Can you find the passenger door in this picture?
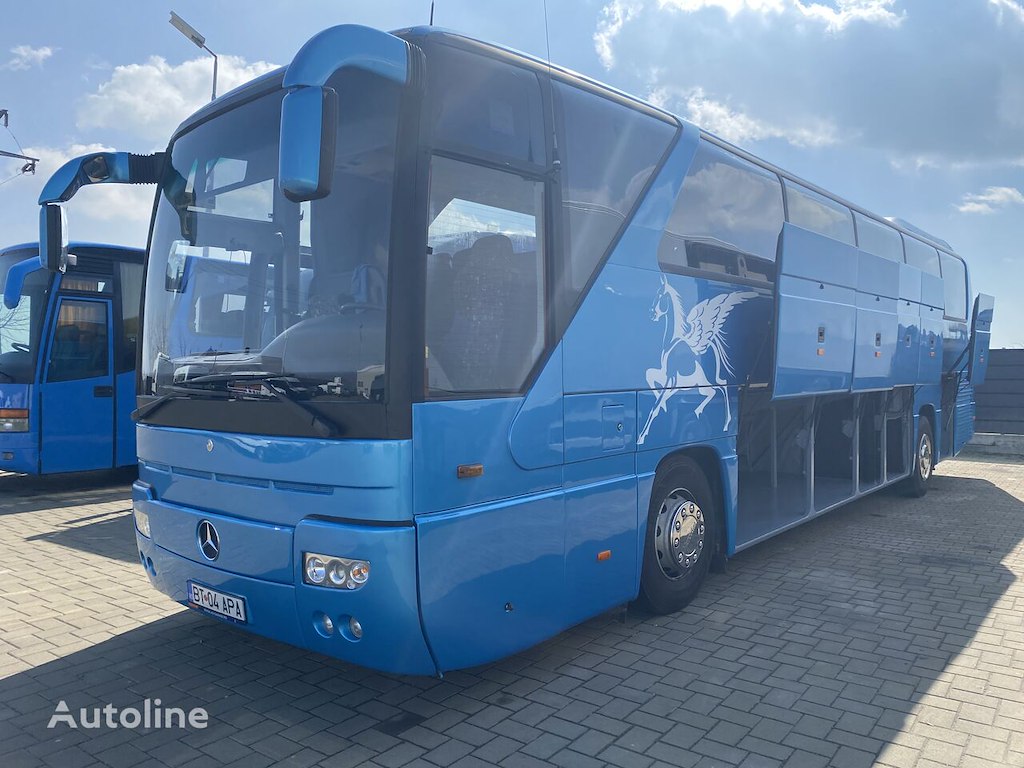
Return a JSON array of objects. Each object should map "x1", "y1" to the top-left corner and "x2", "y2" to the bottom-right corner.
[{"x1": 40, "y1": 297, "x2": 114, "y2": 473}]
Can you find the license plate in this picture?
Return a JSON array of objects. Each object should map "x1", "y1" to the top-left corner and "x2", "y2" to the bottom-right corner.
[{"x1": 187, "y1": 581, "x2": 247, "y2": 624}]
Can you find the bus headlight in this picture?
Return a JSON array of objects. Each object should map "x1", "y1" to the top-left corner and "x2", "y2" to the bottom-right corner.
[
  {"x1": 133, "y1": 504, "x2": 152, "y2": 538},
  {"x1": 0, "y1": 409, "x2": 29, "y2": 432},
  {"x1": 303, "y1": 552, "x2": 370, "y2": 590}
]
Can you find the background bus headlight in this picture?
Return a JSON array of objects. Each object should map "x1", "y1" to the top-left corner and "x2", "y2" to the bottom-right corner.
[
  {"x1": 133, "y1": 504, "x2": 152, "y2": 538},
  {"x1": 0, "y1": 409, "x2": 29, "y2": 432},
  {"x1": 303, "y1": 552, "x2": 370, "y2": 590}
]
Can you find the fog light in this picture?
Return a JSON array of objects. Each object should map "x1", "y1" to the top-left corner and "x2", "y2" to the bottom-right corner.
[
  {"x1": 348, "y1": 617, "x2": 363, "y2": 639},
  {"x1": 133, "y1": 504, "x2": 151, "y2": 538},
  {"x1": 305, "y1": 556, "x2": 327, "y2": 585},
  {"x1": 303, "y1": 552, "x2": 370, "y2": 590}
]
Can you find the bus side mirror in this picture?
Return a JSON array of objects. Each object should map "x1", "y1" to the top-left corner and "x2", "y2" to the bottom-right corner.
[
  {"x1": 39, "y1": 203, "x2": 69, "y2": 273},
  {"x1": 279, "y1": 86, "x2": 338, "y2": 203},
  {"x1": 277, "y1": 24, "x2": 410, "y2": 203}
]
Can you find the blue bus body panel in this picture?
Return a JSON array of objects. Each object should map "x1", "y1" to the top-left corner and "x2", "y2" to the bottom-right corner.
[
  {"x1": 39, "y1": 297, "x2": 115, "y2": 474},
  {"x1": 115, "y1": 370, "x2": 136, "y2": 468},
  {"x1": 137, "y1": 426, "x2": 414, "y2": 526},
  {"x1": 968, "y1": 294, "x2": 995, "y2": 386},
  {"x1": 773, "y1": 224, "x2": 858, "y2": 399}
]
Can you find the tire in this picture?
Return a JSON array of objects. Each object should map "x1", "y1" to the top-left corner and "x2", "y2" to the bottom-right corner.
[
  {"x1": 637, "y1": 456, "x2": 719, "y2": 614},
  {"x1": 901, "y1": 415, "x2": 934, "y2": 498}
]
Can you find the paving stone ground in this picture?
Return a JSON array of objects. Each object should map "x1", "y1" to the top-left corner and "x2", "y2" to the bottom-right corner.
[{"x1": 1, "y1": 455, "x2": 1023, "y2": 768}]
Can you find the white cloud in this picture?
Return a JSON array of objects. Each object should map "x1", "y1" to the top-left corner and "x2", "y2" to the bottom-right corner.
[
  {"x1": 77, "y1": 54, "x2": 280, "y2": 144},
  {"x1": 649, "y1": 85, "x2": 838, "y2": 147},
  {"x1": 655, "y1": 0, "x2": 902, "y2": 30},
  {"x1": 595, "y1": 0, "x2": 643, "y2": 68},
  {"x1": 956, "y1": 186, "x2": 1024, "y2": 215},
  {"x1": 3, "y1": 45, "x2": 54, "y2": 71},
  {"x1": 989, "y1": 0, "x2": 1024, "y2": 24},
  {"x1": 792, "y1": 0, "x2": 903, "y2": 32}
]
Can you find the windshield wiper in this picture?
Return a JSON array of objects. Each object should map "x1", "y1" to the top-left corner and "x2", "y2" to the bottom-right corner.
[
  {"x1": 133, "y1": 372, "x2": 342, "y2": 438},
  {"x1": 131, "y1": 384, "x2": 232, "y2": 422}
]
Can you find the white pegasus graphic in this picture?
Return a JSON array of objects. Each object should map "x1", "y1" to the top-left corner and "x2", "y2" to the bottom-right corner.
[{"x1": 637, "y1": 275, "x2": 757, "y2": 445}]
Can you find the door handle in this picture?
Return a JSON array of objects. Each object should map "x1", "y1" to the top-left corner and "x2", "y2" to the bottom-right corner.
[{"x1": 94, "y1": 386, "x2": 113, "y2": 398}]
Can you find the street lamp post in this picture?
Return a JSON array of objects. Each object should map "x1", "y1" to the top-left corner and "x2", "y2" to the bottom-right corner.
[{"x1": 169, "y1": 11, "x2": 218, "y2": 101}]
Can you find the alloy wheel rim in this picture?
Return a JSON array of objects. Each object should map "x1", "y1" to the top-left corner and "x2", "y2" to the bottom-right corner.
[{"x1": 654, "y1": 488, "x2": 705, "y2": 580}]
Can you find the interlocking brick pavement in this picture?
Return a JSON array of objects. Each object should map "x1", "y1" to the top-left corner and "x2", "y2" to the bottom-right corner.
[{"x1": 1, "y1": 455, "x2": 1023, "y2": 768}]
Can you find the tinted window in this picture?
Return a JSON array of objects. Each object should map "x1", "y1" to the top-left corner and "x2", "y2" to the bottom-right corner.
[
  {"x1": 903, "y1": 236, "x2": 941, "y2": 276},
  {"x1": 659, "y1": 141, "x2": 783, "y2": 284},
  {"x1": 939, "y1": 252, "x2": 967, "y2": 320},
  {"x1": 117, "y1": 262, "x2": 143, "y2": 373},
  {"x1": 784, "y1": 181, "x2": 855, "y2": 244},
  {"x1": 425, "y1": 156, "x2": 545, "y2": 394},
  {"x1": 428, "y1": 46, "x2": 546, "y2": 166},
  {"x1": 855, "y1": 212, "x2": 902, "y2": 261},
  {"x1": 47, "y1": 299, "x2": 109, "y2": 382},
  {"x1": 556, "y1": 82, "x2": 676, "y2": 329}
]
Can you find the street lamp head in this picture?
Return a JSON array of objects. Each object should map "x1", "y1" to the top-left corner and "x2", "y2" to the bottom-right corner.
[{"x1": 169, "y1": 11, "x2": 206, "y2": 49}]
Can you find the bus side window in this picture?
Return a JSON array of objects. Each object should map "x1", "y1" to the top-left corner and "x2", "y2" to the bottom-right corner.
[
  {"x1": 425, "y1": 157, "x2": 545, "y2": 395},
  {"x1": 784, "y1": 180, "x2": 855, "y2": 245},
  {"x1": 117, "y1": 262, "x2": 144, "y2": 373},
  {"x1": 939, "y1": 252, "x2": 967, "y2": 320},
  {"x1": 903, "y1": 235, "x2": 942, "y2": 277},
  {"x1": 554, "y1": 82, "x2": 677, "y2": 332},
  {"x1": 854, "y1": 212, "x2": 903, "y2": 261},
  {"x1": 659, "y1": 140, "x2": 783, "y2": 283},
  {"x1": 47, "y1": 300, "x2": 109, "y2": 383}
]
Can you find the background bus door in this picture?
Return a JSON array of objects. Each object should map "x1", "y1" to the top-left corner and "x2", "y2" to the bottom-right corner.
[{"x1": 39, "y1": 297, "x2": 114, "y2": 473}]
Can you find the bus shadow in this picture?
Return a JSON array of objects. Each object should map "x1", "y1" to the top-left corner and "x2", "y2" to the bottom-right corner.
[
  {"x1": 0, "y1": 468, "x2": 133, "y2": 516},
  {"x1": 24, "y1": 510, "x2": 138, "y2": 564},
  {"x1": 1, "y1": 469, "x2": 1021, "y2": 767}
]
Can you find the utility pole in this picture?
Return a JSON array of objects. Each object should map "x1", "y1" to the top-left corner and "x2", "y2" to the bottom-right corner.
[{"x1": 0, "y1": 110, "x2": 38, "y2": 175}]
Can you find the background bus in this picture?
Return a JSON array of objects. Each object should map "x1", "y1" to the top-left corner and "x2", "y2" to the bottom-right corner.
[
  {"x1": 0, "y1": 242, "x2": 143, "y2": 474},
  {"x1": 38, "y1": 25, "x2": 993, "y2": 675}
]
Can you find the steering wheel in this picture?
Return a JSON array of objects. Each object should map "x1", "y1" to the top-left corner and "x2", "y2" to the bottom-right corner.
[
  {"x1": 337, "y1": 303, "x2": 385, "y2": 314},
  {"x1": 11, "y1": 342, "x2": 30, "y2": 353}
]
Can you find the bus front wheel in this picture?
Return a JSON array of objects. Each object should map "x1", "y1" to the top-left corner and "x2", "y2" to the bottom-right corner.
[
  {"x1": 901, "y1": 416, "x2": 934, "y2": 498},
  {"x1": 638, "y1": 456, "x2": 718, "y2": 614}
]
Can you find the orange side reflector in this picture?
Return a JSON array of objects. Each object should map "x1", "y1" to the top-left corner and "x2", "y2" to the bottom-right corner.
[
  {"x1": 597, "y1": 550, "x2": 612, "y2": 561},
  {"x1": 816, "y1": 348, "x2": 825, "y2": 356},
  {"x1": 456, "y1": 464, "x2": 484, "y2": 479},
  {"x1": 874, "y1": 351, "x2": 882, "y2": 358},
  {"x1": 0, "y1": 409, "x2": 28, "y2": 419}
]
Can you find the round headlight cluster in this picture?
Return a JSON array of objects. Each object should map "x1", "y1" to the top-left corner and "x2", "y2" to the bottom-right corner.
[
  {"x1": 305, "y1": 556, "x2": 327, "y2": 584},
  {"x1": 302, "y1": 552, "x2": 371, "y2": 590}
]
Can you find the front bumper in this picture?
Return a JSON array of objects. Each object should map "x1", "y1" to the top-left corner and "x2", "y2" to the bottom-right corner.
[
  {"x1": 0, "y1": 432, "x2": 38, "y2": 474},
  {"x1": 133, "y1": 484, "x2": 437, "y2": 676}
]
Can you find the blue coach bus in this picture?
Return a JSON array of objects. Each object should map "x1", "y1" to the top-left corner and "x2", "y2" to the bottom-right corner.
[
  {"x1": 37, "y1": 25, "x2": 994, "y2": 674},
  {"x1": 0, "y1": 242, "x2": 143, "y2": 475}
]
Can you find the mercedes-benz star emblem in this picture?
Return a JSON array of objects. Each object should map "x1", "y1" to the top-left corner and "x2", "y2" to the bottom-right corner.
[{"x1": 197, "y1": 520, "x2": 220, "y2": 561}]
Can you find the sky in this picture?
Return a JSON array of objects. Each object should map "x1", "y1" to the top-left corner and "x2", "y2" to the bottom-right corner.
[{"x1": 0, "y1": 0, "x2": 1021, "y2": 346}]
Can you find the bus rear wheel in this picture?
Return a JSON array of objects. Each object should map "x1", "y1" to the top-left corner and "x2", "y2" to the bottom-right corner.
[
  {"x1": 901, "y1": 416, "x2": 934, "y2": 498},
  {"x1": 638, "y1": 456, "x2": 718, "y2": 615}
]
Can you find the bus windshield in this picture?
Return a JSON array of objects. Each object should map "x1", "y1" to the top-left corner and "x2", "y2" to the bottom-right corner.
[
  {"x1": 0, "y1": 252, "x2": 52, "y2": 383},
  {"x1": 141, "y1": 70, "x2": 402, "y2": 403}
]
